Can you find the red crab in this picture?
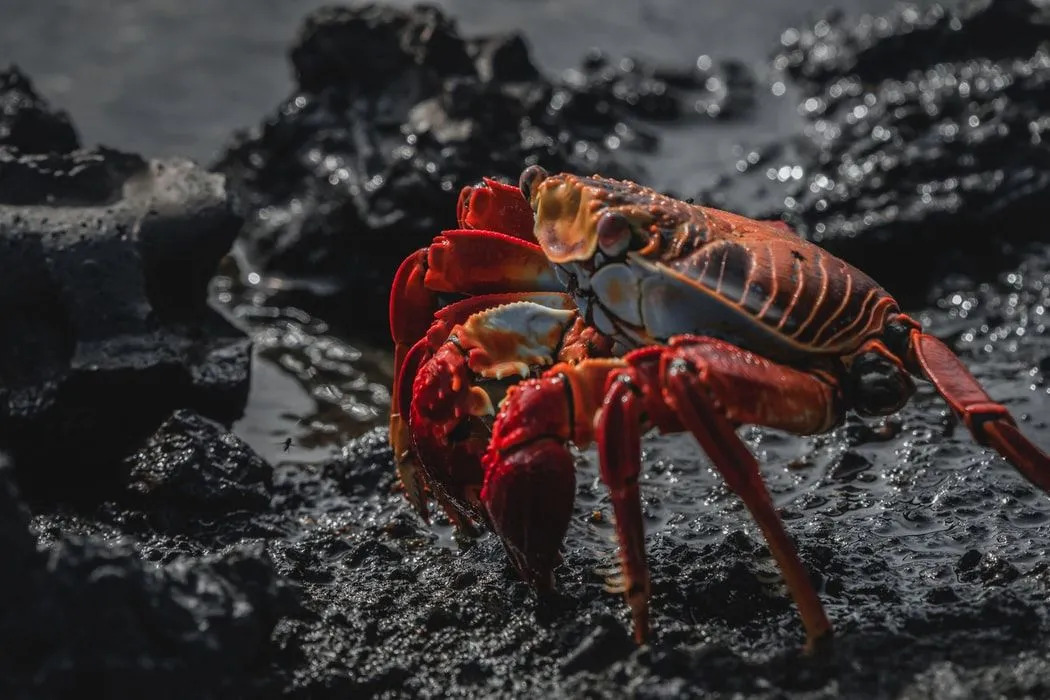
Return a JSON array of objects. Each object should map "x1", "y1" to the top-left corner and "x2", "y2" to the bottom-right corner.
[{"x1": 389, "y1": 166, "x2": 1050, "y2": 649}]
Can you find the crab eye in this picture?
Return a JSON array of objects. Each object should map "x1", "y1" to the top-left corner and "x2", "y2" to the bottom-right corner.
[
  {"x1": 596, "y1": 211, "x2": 631, "y2": 256},
  {"x1": 518, "y1": 165, "x2": 549, "y2": 204}
]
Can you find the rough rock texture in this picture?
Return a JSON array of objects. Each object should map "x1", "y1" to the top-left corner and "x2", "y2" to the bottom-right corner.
[
  {"x1": 214, "y1": 3, "x2": 751, "y2": 327},
  {"x1": 17, "y1": 244, "x2": 1050, "y2": 697},
  {"x1": 24, "y1": 291, "x2": 1050, "y2": 697},
  {"x1": 0, "y1": 452, "x2": 296, "y2": 700},
  {"x1": 124, "y1": 409, "x2": 273, "y2": 515},
  {"x1": 703, "y1": 0, "x2": 1050, "y2": 294},
  {"x1": 232, "y1": 250, "x2": 1050, "y2": 697},
  {"x1": 0, "y1": 67, "x2": 250, "y2": 483}
]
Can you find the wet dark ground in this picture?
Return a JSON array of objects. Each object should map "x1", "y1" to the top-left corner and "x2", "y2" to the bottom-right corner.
[{"x1": 3, "y1": 0, "x2": 1050, "y2": 698}]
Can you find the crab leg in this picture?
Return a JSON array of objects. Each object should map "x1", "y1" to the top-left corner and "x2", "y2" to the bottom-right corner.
[
  {"x1": 488, "y1": 335, "x2": 841, "y2": 647},
  {"x1": 653, "y1": 336, "x2": 839, "y2": 651},
  {"x1": 905, "y1": 327, "x2": 1050, "y2": 492},
  {"x1": 482, "y1": 358, "x2": 625, "y2": 587},
  {"x1": 595, "y1": 365, "x2": 652, "y2": 640}
]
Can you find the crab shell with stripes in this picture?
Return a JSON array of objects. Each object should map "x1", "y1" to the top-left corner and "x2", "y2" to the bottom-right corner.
[{"x1": 389, "y1": 166, "x2": 1050, "y2": 651}]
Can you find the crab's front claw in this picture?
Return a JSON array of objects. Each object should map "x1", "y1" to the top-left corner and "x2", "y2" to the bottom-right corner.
[
  {"x1": 457, "y1": 177, "x2": 537, "y2": 241},
  {"x1": 482, "y1": 438, "x2": 575, "y2": 590},
  {"x1": 409, "y1": 343, "x2": 495, "y2": 519},
  {"x1": 480, "y1": 378, "x2": 578, "y2": 590},
  {"x1": 391, "y1": 337, "x2": 432, "y2": 519}
]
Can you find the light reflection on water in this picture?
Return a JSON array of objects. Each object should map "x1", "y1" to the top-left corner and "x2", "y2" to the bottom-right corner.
[{"x1": 211, "y1": 272, "x2": 394, "y2": 467}]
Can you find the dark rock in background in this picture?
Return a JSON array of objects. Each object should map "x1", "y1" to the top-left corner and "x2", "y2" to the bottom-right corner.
[
  {"x1": 0, "y1": 67, "x2": 250, "y2": 486},
  {"x1": 124, "y1": 409, "x2": 272, "y2": 515},
  {"x1": 703, "y1": 0, "x2": 1050, "y2": 296},
  {"x1": 214, "y1": 2, "x2": 751, "y2": 328},
  {"x1": 0, "y1": 66, "x2": 78, "y2": 153},
  {"x1": 0, "y1": 454, "x2": 297, "y2": 700}
]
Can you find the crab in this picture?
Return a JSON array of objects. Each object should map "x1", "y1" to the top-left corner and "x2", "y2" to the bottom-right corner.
[{"x1": 388, "y1": 166, "x2": 1050, "y2": 650}]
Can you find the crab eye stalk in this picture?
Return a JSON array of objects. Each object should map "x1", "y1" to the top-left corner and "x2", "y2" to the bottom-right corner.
[
  {"x1": 596, "y1": 211, "x2": 632, "y2": 257},
  {"x1": 518, "y1": 165, "x2": 549, "y2": 205}
]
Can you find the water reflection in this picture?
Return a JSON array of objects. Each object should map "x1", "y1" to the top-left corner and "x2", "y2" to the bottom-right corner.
[{"x1": 210, "y1": 270, "x2": 393, "y2": 465}]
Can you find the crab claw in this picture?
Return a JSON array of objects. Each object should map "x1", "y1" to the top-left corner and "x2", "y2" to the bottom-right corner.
[
  {"x1": 457, "y1": 177, "x2": 537, "y2": 242},
  {"x1": 392, "y1": 337, "x2": 432, "y2": 519},
  {"x1": 409, "y1": 343, "x2": 494, "y2": 518},
  {"x1": 480, "y1": 377, "x2": 577, "y2": 590}
]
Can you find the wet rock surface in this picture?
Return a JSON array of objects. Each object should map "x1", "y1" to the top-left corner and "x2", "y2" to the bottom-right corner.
[
  {"x1": 124, "y1": 409, "x2": 273, "y2": 514},
  {"x1": 1, "y1": 454, "x2": 296, "y2": 700},
  {"x1": 0, "y1": 67, "x2": 250, "y2": 484},
  {"x1": 214, "y1": 3, "x2": 750, "y2": 327},
  {"x1": 4, "y1": 1, "x2": 1050, "y2": 698},
  {"x1": 703, "y1": 0, "x2": 1050, "y2": 295},
  {"x1": 17, "y1": 294, "x2": 1050, "y2": 697}
]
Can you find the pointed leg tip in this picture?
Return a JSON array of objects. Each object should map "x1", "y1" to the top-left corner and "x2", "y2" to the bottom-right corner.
[
  {"x1": 628, "y1": 588, "x2": 652, "y2": 646},
  {"x1": 531, "y1": 567, "x2": 557, "y2": 593},
  {"x1": 803, "y1": 627, "x2": 835, "y2": 657},
  {"x1": 395, "y1": 457, "x2": 431, "y2": 522},
  {"x1": 632, "y1": 618, "x2": 651, "y2": 646}
]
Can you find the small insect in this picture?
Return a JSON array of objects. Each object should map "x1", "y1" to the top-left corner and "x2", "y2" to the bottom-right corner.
[{"x1": 277, "y1": 438, "x2": 294, "y2": 452}]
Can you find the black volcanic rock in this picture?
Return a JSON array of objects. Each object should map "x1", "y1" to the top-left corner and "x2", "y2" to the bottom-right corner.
[
  {"x1": 214, "y1": 3, "x2": 746, "y2": 326},
  {"x1": 214, "y1": 3, "x2": 636, "y2": 325},
  {"x1": 703, "y1": 0, "x2": 1050, "y2": 292},
  {"x1": 124, "y1": 409, "x2": 273, "y2": 514},
  {"x1": 0, "y1": 66, "x2": 78, "y2": 153},
  {"x1": 0, "y1": 453, "x2": 297, "y2": 700},
  {"x1": 0, "y1": 67, "x2": 249, "y2": 484}
]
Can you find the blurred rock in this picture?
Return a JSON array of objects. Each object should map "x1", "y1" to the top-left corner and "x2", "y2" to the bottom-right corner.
[
  {"x1": 0, "y1": 454, "x2": 296, "y2": 700},
  {"x1": 703, "y1": 0, "x2": 1050, "y2": 294},
  {"x1": 0, "y1": 66, "x2": 78, "y2": 153},
  {"x1": 214, "y1": 3, "x2": 741, "y2": 327},
  {"x1": 0, "y1": 67, "x2": 249, "y2": 487}
]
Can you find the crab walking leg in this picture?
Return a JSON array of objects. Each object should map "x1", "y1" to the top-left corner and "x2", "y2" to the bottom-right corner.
[
  {"x1": 655, "y1": 335, "x2": 839, "y2": 651},
  {"x1": 595, "y1": 369, "x2": 652, "y2": 643},
  {"x1": 393, "y1": 337, "x2": 432, "y2": 515},
  {"x1": 486, "y1": 338, "x2": 841, "y2": 646},
  {"x1": 393, "y1": 292, "x2": 577, "y2": 519},
  {"x1": 905, "y1": 327, "x2": 1050, "y2": 492}
]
